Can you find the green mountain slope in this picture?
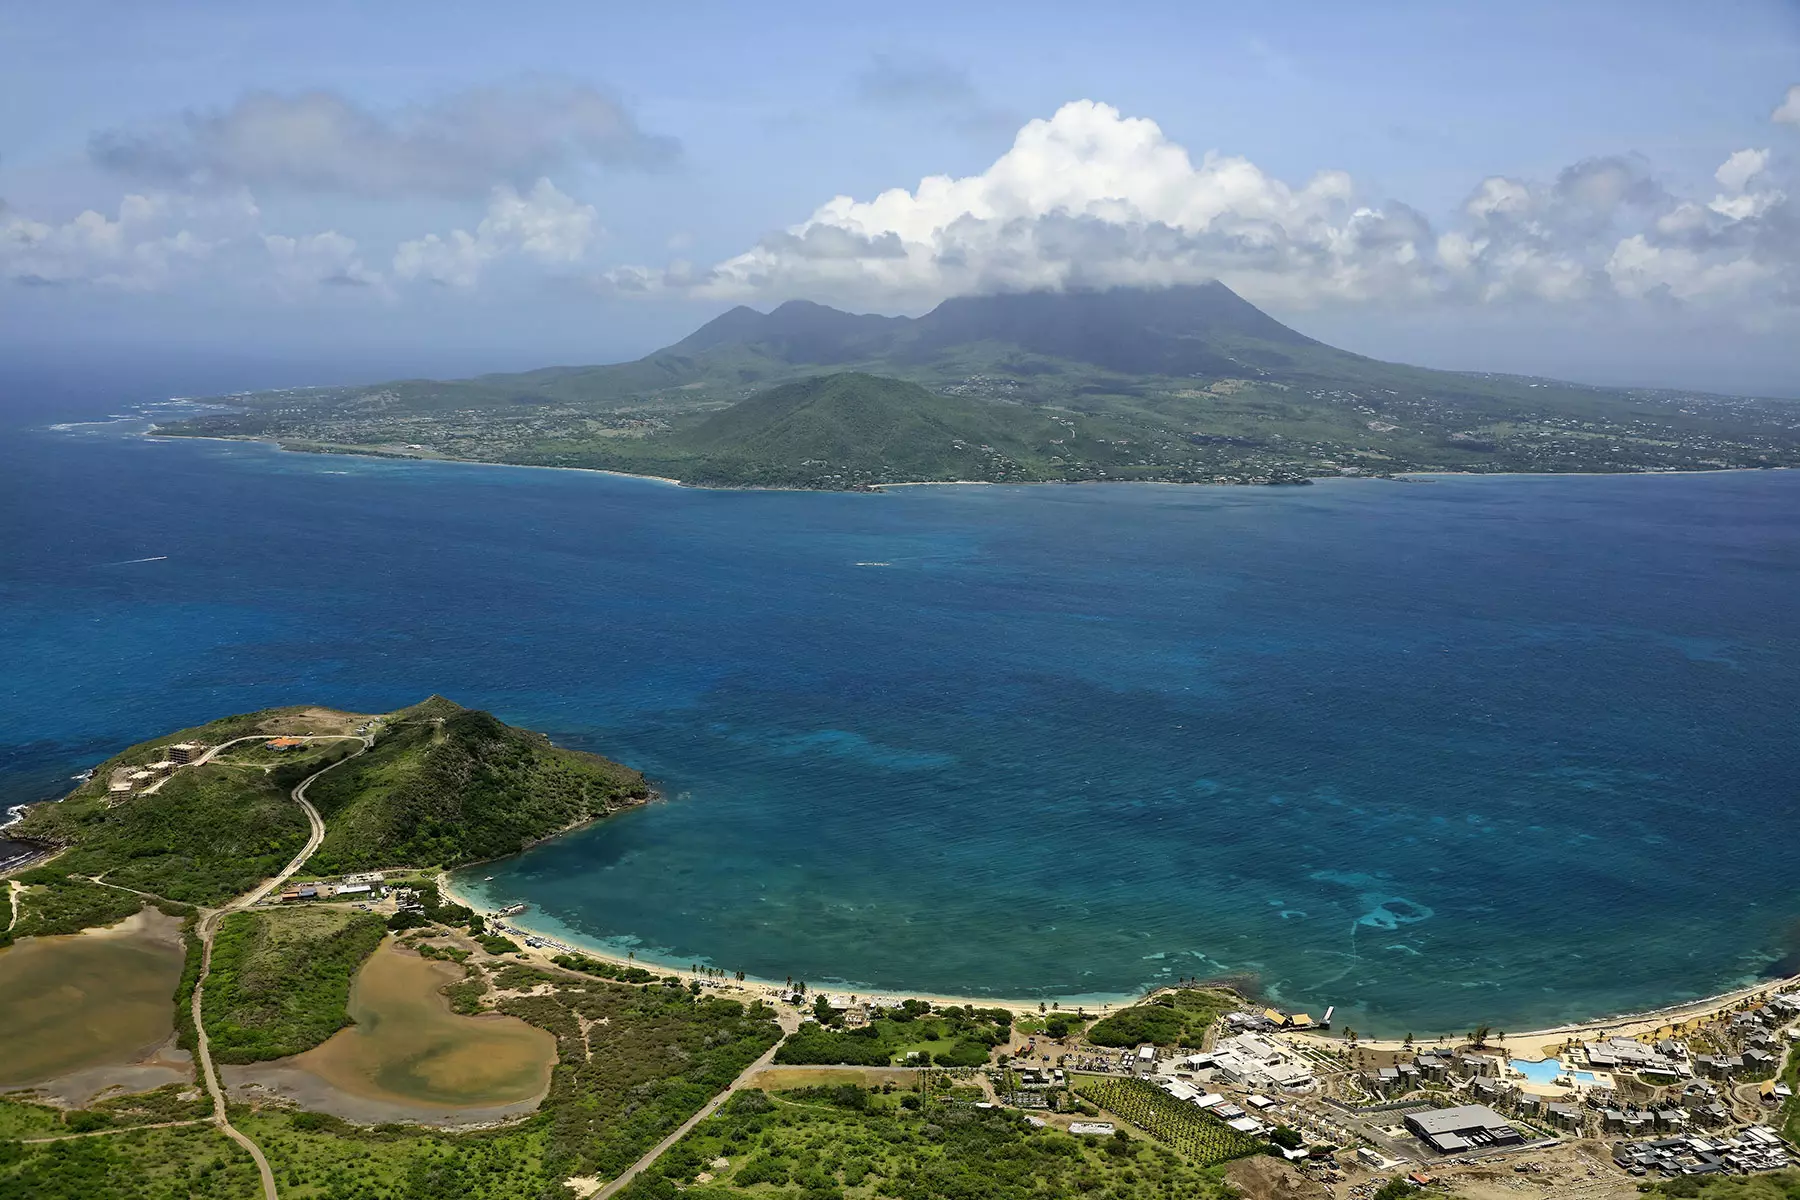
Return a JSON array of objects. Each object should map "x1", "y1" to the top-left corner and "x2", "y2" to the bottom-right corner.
[
  {"x1": 662, "y1": 372, "x2": 1085, "y2": 486},
  {"x1": 160, "y1": 283, "x2": 1800, "y2": 486},
  {"x1": 303, "y1": 698, "x2": 650, "y2": 872}
]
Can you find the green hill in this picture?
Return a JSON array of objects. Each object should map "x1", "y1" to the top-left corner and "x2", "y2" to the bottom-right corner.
[
  {"x1": 303, "y1": 698, "x2": 650, "y2": 872},
  {"x1": 160, "y1": 283, "x2": 1800, "y2": 486}
]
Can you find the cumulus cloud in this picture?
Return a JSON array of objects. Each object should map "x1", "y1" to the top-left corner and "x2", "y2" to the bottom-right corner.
[
  {"x1": 610, "y1": 96, "x2": 1800, "y2": 323},
  {"x1": 393, "y1": 178, "x2": 598, "y2": 287},
  {"x1": 263, "y1": 231, "x2": 382, "y2": 291},
  {"x1": 90, "y1": 83, "x2": 677, "y2": 198},
  {"x1": 1775, "y1": 85, "x2": 1800, "y2": 128},
  {"x1": 0, "y1": 191, "x2": 256, "y2": 288}
]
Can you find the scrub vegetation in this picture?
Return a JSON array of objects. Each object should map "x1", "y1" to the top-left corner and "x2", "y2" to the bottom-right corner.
[
  {"x1": 303, "y1": 698, "x2": 650, "y2": 873},
  {"x1": 201, "y1": 907, "x2": 389, "y2": 1063},
  {"x1": 1083, "y1": 988, "x2": 1240, "y2": 1048},
  {"x1": 0, "y1": 1122, "x2": 261, "y2": 1200},
  {"x1": 775, "y1": 1001, "x2": 1013, "y2": 1067},
  {"x1": 608, "y1": 1084, "x2": 1239, "y2": 1200}
]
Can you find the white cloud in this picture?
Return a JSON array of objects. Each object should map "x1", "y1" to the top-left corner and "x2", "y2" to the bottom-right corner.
[
  {"x1": 90, "y1": 84, "x2": 676, "y2": 198},
  {"x1": 263, "y1": 231, "x2": 382, "y2": 291},
  {"x1": 393, "y1": 178, "x2": 598, "y2": 288},
  {"x1": 0, "y1": 191, "x2": 256, "y2": 288},
  {"x1": 609, "y1": 95, "x2": 1799, "y2": 324},
  {"x1": 633, "y1": 100, "x2": 1434, "y2": 309},
  {"x1": 1715, "y1": 148, "x2": 1769, "y2": 193},
  {"x1": 1774, "y1": 85, "x2": 1800, "y2": 128}
]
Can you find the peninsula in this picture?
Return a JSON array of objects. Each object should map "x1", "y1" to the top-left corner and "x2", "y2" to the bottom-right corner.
[
  {"x1": 152, "y1": 284, "x2": 1800, "y2": 491},
  {"x1": 3, "y1": 699, "x2": 1796, "y2": 1200}
]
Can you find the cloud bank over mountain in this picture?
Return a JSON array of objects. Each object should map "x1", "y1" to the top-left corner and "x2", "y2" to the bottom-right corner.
[
  {"x1": 5, "y1": 87, "x2": 1797, "y2": 344},
  {"x1": 617, "y1": 98, "x2": 1798, "y2": 322}
]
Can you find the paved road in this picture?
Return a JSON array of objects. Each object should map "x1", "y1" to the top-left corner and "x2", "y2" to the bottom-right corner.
[
  {"x1": 188, "y1": 734, "x2": 369, "y2": 1200},
  {"x1": 594, "y1": 1012, "x2": 803, "y2": 1200}
]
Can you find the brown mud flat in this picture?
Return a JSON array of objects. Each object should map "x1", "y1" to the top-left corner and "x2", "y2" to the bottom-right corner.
[
  {"x1": 224, "y1": 939, "x2": 555, "y2": 1126},
  {"x1": 0, "y1": 909, "x2": 186, "y2": 1094}
]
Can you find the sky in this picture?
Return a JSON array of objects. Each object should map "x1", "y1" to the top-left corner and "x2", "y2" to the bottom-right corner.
[{"x1": 4, "y1": 0, "x2": 1800, "y2": 396}]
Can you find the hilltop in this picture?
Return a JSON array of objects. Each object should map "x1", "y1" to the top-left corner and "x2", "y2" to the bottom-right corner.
[
  {"x1": 2, "y1": 698, "x2": 649, "y2": 936},
  {"x1": 157, "y1": 283, "x2": 1800, "y2": 487},
  {"x1": 302, "y1": 697, "x2": 650, "y2": 872}
]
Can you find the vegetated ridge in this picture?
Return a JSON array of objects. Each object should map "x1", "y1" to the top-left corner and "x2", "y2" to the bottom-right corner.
[{"x1": 158, "y1": 282, "x2": 1800, "y2": 489}]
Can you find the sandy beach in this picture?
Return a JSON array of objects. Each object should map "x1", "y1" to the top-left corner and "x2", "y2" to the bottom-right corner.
[{"x1": 439, "y1": 873, "x2": 1800, "y2": 1048}]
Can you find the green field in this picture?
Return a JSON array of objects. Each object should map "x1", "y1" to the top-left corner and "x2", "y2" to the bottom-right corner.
[
  {"x1": 201, "y1": 907, "x2": 388, "y2": 1063},
  {"x1": 608, "y1": 1084, "x2": 1239, "y2": 1200},
  {"x1": 1084, "y1": 988, "x2": 1240, "y2": 1048},
  {"x1": 0, "y1": 1122, "x2": 262, "y2": 1200},
  {"x1": 775, "y1": 1001, "x2": 1012, "y2": 1067},
  {"x1": 1071, "y1": 1075, "x2": 1265, "y2": 1166}
]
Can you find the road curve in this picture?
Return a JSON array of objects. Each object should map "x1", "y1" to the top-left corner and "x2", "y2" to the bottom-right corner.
[{"x1": 188, "y1": 734, "x2": 370, "y2": 1200}]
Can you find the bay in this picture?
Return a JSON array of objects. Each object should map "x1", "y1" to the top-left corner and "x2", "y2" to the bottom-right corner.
[{"x1": 3, "y1": 404, "x2": 1796, "y2": 1036}]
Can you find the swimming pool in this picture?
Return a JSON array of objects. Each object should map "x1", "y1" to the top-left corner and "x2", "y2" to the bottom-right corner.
[
  {"x1": 1510, "y1": 1058, "x2": 1565, "y2": 1084},
  {"x1": 1511, "y1": 1058, "x2": 1602, "y2": 1086}
]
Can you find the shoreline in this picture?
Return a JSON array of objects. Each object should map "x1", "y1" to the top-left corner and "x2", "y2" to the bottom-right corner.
[
  {"x1": 438, "y1": 870, "x2": 1800, "y2": 1047},
  {"x1": 137, "y1": 428, "x2": 1795, "y2": 495},
  {"x1": 436, "y1": 872, "x2": 1136, "y2": 1019}
]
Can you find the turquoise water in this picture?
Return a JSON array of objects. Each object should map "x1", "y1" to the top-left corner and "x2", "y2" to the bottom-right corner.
[
  {"x1": 3, "y1": 402, "x2": 1798, "y2": 1036},
  {"x1": 1510, "y1": 1059, "x2": 1566, "y2": 1084}
]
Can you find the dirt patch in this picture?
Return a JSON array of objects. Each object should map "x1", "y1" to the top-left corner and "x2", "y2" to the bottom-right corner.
[
  {"x1": 745, "y1": 1066, "x2": 921, "y2": 1091},
  {"x1": 256, "y1": 708, "x2": 371, "y2": 737},
  {"x1": 222, "y1": 1061, "x2": 544, "y2": 1127},
  {"x1": 1226, "y1": 1155, "x2": 1330, "y2": 1200}
]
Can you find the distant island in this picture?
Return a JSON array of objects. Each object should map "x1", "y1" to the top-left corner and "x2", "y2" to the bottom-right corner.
[
  {"x1": 3, "y1": 697, "x2": 1797, "y2": 1200},
  {"x1": 152, "y1": 283, "x2": 1800, "y2": 491}
]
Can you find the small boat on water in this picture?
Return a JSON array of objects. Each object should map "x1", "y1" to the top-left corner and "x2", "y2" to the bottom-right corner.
[{"x1": 483, "y1": 875, "x2": 494, "y2": 881}]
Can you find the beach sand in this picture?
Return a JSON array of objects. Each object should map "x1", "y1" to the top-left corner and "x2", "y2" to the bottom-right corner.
[{"x1": 441, "y1": 872, "x2": 1800, "y2": 1053}]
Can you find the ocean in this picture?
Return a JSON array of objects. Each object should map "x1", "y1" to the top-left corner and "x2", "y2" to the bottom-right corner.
[{"x1": 3, "y1": 395, "x2": 1797, "y2": 1036}]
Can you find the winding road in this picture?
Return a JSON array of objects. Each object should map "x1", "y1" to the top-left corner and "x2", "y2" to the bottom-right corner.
[{"x1": 186, "y1": 733, "x2": 369, "y2": 1200}]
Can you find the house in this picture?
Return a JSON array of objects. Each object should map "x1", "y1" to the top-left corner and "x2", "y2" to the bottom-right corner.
[
  {"x1": 1404, "y1": 1105, "x2": 1525, "y2": 1155},
  {"x1": 265, "y1": 737, "x2": 306, "y2": 751},
  {"x1": 166, "y1": 742, "x2": 203, "y2": 764},
  {"x1": 1546, "y1": 1103, "x2": 1581, "y2": 1131},
  {"x1": 335, "y1": 883, "x2": 373, "y2": 897}
]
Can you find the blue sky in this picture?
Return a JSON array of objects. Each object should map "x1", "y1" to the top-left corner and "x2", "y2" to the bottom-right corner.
[{"x1": 4, "y1": 0, "x2": 1800, "y2": 394}]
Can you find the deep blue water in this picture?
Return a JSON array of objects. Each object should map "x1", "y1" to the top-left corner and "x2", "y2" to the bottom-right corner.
[{"x1": 4, "y1": 404, "x2": 1798, "y2": 1036}]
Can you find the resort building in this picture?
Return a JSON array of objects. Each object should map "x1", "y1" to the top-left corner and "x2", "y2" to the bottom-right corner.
[
  {"x1": 1405, "y1": 1104, "x2": 1526, "y2": 1155},
  {"x1": 166, "y1": 742, "x2": 203, "y2": 764}
]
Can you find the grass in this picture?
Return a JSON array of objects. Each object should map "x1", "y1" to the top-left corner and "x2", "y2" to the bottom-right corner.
[
  {"x1": 303, "y1": 701, "x2": 649, "y2": 873},
  {"x1": 0, "y1": 1122, "x2": 261, "y2": 1200},
  {"x1": 0, "y1": 1087, "x2": 212, "y2": 1142},
  {"x1": 201, "y1": 907, "x2": 388, "y2": 1063},
  {"x1": 10, "y1": 762, "x2": 312, "y2": 908},
  {"x1": 239, "y1": 1108, "x2": 553, "y2": 1200},
  {"x1": 494, "y1": 975, "x2": 783, "y2": 1181},
  {"x1": 608, "y1": 1084, "x2": 1240, "y2": 1200},
  {"x1": 1084, "y1": 988, "x2": 1240, "y2": 1049},
  {"x1": 775, "y1": 1005, "x2": 1012, "y2": 1067},
  {"x1": 2, "y1": 878, "x2": 144, "y2": 942}
]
